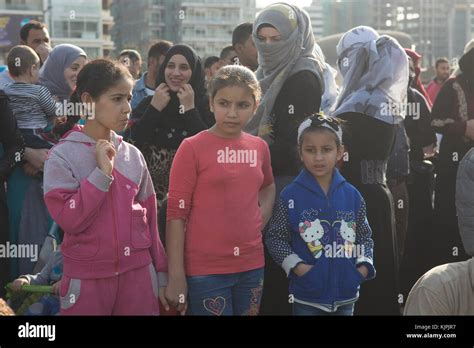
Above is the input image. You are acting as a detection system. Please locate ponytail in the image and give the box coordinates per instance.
[51,88,82,139]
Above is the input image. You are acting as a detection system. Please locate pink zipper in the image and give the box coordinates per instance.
[110,173,119,276]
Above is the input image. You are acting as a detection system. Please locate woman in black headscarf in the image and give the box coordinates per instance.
[128,44,214,208]
[429,44,474,268]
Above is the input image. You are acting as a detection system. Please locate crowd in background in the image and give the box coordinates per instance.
[0,2,473,316]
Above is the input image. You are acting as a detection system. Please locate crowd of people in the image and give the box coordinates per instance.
[0,2,473,316]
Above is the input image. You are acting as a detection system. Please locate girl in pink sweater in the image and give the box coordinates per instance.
[43,59,168,315]
[164,65,276,315]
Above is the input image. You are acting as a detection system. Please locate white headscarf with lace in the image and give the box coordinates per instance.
[334,26,408,124]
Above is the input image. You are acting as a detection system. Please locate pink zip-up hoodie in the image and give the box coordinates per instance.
[43,127,167,286]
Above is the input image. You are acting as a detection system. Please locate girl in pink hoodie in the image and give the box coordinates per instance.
[43,59,168,315]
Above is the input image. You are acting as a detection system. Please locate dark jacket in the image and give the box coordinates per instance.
[404,88,436,163]
[270,70,322,177]
[266,168,375,310]
[0,90,25,182]
[128,95,213,149]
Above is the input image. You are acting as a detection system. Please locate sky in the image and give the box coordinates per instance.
[256,0,313,8]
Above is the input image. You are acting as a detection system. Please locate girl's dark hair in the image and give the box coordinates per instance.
[208,65,261,102]
[55,58,133,138]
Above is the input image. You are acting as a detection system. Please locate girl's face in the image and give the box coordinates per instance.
[64,56,87,90]
[164,54,193,92]
[299,130,344,181]
[210,85,258,137]
[257,26,282,43]
[87,78,133,133]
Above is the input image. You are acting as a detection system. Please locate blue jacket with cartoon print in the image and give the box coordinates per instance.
[266,168,376,311]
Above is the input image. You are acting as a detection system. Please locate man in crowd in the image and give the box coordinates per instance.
[426,57,450,104]
[203,56,222,87]
[232,22,258,71]
[131,40,172,109]
[119,49,143,79]
[0,21,51,87]
[219,45,237,66]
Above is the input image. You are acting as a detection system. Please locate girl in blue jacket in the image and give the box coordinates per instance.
[265,113,375,316]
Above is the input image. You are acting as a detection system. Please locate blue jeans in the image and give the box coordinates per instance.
[293,302,355,316]
[186,268,264,316]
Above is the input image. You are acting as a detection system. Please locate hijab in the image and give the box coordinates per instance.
[334,26,408,124]
[154,44,207,128]
[39,44,87,101]
[459,47,474,89]
[244,2,324,141]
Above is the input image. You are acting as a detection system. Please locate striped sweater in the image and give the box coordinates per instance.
[3,82,58,129]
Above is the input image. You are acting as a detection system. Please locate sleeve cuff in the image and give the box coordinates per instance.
[282,254,304,277]
[19,275,32,283]
[157,272,168,288]
[88,167,113,192]
[356,257,376,280]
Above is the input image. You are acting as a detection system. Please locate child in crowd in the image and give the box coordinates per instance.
[265,114,375,315]
[43,59,167,315]
[10,247,62,315]
[3,45,59,149]
[165,65,275,315]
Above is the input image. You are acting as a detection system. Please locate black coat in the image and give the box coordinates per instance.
[269,70,322,177]
[0,90,25,297]
[128,94,214,149]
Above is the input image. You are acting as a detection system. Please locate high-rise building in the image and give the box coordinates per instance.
[318,0,372,38]
[46,0,114,58]
[111,0,180,57]
[111,0,256,59]
[370,0,472,67]
[307,0,472,67]
[179,0,256,58]
[305,0,324,39]
[0,0,44,64]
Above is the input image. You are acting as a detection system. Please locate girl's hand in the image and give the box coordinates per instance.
[159,287,170,312]
[164,276,188,316]
[51,280,61,295]
[95,140,115,176]
[11,278,29,292]
[177,84,195,112]
[357,265,369,279]
[151,83,171,112]
[293,263,313,277]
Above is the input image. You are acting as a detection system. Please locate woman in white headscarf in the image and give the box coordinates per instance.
[334,26,409,315]
[248,2,325,315]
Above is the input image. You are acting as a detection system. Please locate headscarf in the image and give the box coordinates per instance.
[459,47,474,89]
[39,44,87,101]
[334,26,408,124]
[153,44,207,127]
[405,48,432,107]
[317,48,339,115]
[456,147,474,256]
[455,39,474,77]
[244,2,324,141]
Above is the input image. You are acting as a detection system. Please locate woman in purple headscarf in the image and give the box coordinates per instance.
[39,44,87,101]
